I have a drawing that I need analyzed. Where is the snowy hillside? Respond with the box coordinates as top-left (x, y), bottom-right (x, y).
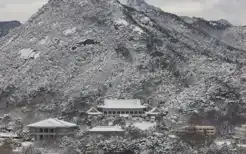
top-left (0, 0), bottom-right (246, 134)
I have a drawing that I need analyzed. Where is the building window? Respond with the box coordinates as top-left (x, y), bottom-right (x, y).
top-left (113, 111), bottom-right (116, 114)
top-left (104, 111), bottom-right (107, 114)
top-left (130, 111), bottom-right (133, 114)
top-left (126, 111), bottom-right (129, 114)
top-left (108, 111), bottom-right (112, 114)
top-left (50, 129), bottom-right (54, 133)
top-left (40, 128), bottom-right (43, 133)
top-left (134, 111), bottom-right (138, 114)
top-left (44, 128), bottom-right (48, 133)
top-left (117, 111), bottom-right (120, 114)
top-left (40, 135), bottom-right (43, 140)
top-left (121, 111), bottom-right (125, 114)
top-left (139, 111), bottom-right (142, 114)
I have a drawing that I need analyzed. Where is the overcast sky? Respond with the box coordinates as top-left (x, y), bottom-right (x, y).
top-left (0, 0), bottom-right (245, 25)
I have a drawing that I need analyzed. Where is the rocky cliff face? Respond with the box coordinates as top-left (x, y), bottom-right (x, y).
top-left (0, 21), bottom-right (21, 38)
top-left (0, 0), bottom-right (246, 130)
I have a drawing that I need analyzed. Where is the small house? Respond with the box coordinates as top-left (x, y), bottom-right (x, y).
top-left (195, 126), bottom-right (216, 136)
top-left (97, 99), bottom-right (147, 116)
top-left (27, 118), bottom-right (78, 141)
top-left (176, 125), bottom-right (216, 136)
top-left (88, 126), bottom-right (124, 136)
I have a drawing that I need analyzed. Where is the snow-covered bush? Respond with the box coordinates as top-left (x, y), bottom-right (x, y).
top-left (2, 114), bottom-right (12, 129)
top-left (125, 125), bottom-right (147, 139)
top-left (112, 116), bottom-right (126, 127)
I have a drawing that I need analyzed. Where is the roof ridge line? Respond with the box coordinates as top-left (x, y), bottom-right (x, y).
top-left (54, 118), bottom-right (70, 127)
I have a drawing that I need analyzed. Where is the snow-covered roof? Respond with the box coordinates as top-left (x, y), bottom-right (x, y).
top-left (168, 134), bottom-right (178, 139)
top-left (27, 118), bottom-right (77, 128)
top-left (195, 125), bottom-right (215, 129)
top-left (0, 132), bottom-right (18, 138)
top-left (86, 107), bottom-right (103, 115)
top-left (237, 144), bottom-right (246, 148)
top-left (145, 107), bottom-right (160, 115)
top-left (98, 99), bottom-right (146, 109)
top-left (214, 140), bottom-right (231, 146)
top-left (88, 126), bottom-right (124, 132)
top-left (132, 122), bottom-right (156, 130)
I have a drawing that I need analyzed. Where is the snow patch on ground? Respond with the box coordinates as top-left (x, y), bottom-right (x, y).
top-left (22, 141), bottom-right (33, 147)
top-left (13, 148), bottom-right (21, 153)
top-left (13, 142), bottom-right (34, 153)
top-left (168, 134), bottom-right (178, 139)
top-left (78, 1), bottom-right (89, 6)
top-left (140, 16), bottom-right (151, 25)
top-left (39, 36), bottom-right (49, 45)
top-left (20, 48), bottom-right (34, 59)
top-left (63, 27), bottom-right (77, 36)
top-left (38, 21), bottom-right (44, 25)
top-left (238, 144), bottom-right (246, 148)
top-left (210, 22), bottom-right (217, 26)
top-left (0, 132), bottom-right (18, 138)
top-left (181, 16), bottom-right (196, 24)
top-left (30, 37), bottom-right (38, 42)
top-left (31, 52), bottom-right (40, 59)
top-left (115, 19), bottom-right (129, 26)
top-left (133, 26), bottom-right (144, 34)
top-left (214, 140), bottom-right (231, 146)
top-left (19, 48), bottom-right (40, 59)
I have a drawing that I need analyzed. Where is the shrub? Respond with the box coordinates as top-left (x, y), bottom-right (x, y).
top-left (21, 145), bottom-right (42, 154)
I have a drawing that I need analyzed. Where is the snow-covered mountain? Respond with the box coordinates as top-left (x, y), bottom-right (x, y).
top-left (181, 16), bottom-right (246, 50)
top-left (0, 20), bottom-right (21, 38)
top-left (0, 0), bottom-right (246, 129)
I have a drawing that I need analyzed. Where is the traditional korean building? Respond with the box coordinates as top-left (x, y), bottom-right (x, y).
top-left (145, 107), bottom-right (160, 116)
top-left (88, 126), bottom-right (124, 136)
top-left (143, 103), bottom-right (153, 112)
top-left (27, 118), bottom-right (78, 141)
top-left (86, 107), bottom-right (103, 116)
top-left (97, 99), bottom-right (147, 116)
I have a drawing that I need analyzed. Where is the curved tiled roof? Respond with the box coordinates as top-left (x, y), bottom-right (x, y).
top-left (98, 99), bottom-right (146, 109)
top-left (27, 118), bottom-right (77, 128)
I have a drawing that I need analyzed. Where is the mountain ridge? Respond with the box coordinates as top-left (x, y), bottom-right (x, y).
top-left (0, 20), bottom-right (21, 38)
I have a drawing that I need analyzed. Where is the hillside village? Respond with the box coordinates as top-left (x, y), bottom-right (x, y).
top-left (0, 99), bottom-right (245, 153)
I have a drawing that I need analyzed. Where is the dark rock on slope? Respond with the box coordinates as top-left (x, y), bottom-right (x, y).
top-left (0, 0), bottom-right (246, 133)
top-left (0, 20), bottom-right (21, 38)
